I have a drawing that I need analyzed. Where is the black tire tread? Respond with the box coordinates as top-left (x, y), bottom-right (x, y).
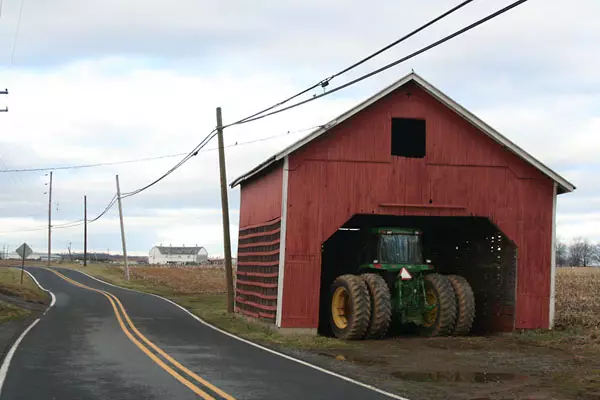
top-left (362, 273), bottom-right (392, 339)
top-left (330, 274), bottom-right (371, 340)
top-left (447, 275), bottom-right (476, 336)
top-left (421, 273), bottom-right (457, 337)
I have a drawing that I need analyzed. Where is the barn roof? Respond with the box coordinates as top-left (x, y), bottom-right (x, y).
top-left (154, 246), bottom-right (206, 255)
top-left (231, 72), bottom-right (575, 194)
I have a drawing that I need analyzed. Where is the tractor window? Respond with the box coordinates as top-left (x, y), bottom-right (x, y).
top-left (378, 234), bottom-right (423, 264)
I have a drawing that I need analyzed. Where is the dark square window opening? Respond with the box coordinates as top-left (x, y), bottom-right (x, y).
top-left (391, 118), bottom-right (426, 158)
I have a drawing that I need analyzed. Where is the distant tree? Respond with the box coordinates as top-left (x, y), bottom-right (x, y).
top-left (555, 239), bottom-right (569, 267)
top-left (592, 243), bottom-right (600, 266)
top-left (568, 237), bottom-right (594, 267)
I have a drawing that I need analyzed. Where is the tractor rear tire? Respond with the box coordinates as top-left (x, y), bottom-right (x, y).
top-left (419, 273), bottom-right (457, 337)
top-left (329, 275), bottom-right (372, 340)
top-left (447, 275), bottom-right (476, 336)
top-left (361, 273), bottom-right (392, 339)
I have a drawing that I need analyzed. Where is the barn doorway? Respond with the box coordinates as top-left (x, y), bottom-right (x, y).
top-left (318, 215), bottom-right (517, 336)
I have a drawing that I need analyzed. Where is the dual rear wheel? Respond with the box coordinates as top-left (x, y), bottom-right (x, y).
top-left (329, 272), bottom-right (475, 340)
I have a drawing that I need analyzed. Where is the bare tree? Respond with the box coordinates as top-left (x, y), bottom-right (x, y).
top-left (555, 238), bottom-right (568, 267)
top-left (592, 243), bottom-right (600, 266)
top-left (568, 237), bottom-right (594, 267)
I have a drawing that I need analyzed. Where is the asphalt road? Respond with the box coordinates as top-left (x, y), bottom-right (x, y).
top-left (0, 267), bottom-right (401, 400)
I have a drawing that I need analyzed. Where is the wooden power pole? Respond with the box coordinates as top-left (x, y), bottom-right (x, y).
top-left (216, 107), bottom-right (234, 314)
top-left (84, 195), bottom-right (87, 267)
top-left (1, 89), bottom-right (7, 112)
top-left (115, 175), bottom-right (130, 280)
top-left (47, 171), bottom-right (53, 266)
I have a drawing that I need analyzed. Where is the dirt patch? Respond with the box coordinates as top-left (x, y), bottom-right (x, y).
top-left (282, 334), bottom-right (598, 400)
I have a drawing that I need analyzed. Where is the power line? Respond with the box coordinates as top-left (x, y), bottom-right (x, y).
top-left (119, 124), bottom-right (321, 199)
top-left (234, 0), bottom-right (530, 125)
top-left (0, 125), bottom-right (319, 173)
top-left (224, 0), bottom-right (476, 128)
top-left (0, 152), bottom-right (189, 173)
top-left (0, 194), bottom-right (116, 233)
top-left (0, 125), bottom-right (320, 233)
top-left (121, 129), bottom-right (216, 199)
top-left (10, 0), bottom-right (25, 66)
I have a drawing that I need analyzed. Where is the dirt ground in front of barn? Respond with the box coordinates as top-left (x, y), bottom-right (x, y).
top-left (290, 329), bottom-right (600, 400)
top-left (52, 263), bottom-right (600, 400)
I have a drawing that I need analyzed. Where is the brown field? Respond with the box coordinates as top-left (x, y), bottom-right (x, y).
top-left (556, 267), bottom-right (600, 330)
top-left (130, 266), bottom-right (228, 295)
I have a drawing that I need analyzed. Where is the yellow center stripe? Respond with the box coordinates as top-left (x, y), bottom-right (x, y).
top-left (46, 268), bottom-right (235, 400)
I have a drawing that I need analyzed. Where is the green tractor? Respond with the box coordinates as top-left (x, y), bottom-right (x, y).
top-left (328, 227), bottom-right (475, 340)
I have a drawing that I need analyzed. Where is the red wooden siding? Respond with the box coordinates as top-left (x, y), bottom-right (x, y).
top-left (238, 163), bottom-right (283, 229)
top-left (235, 162), bottom-right (283, 322)
top-left (279, 82), bottom-right (554, 330)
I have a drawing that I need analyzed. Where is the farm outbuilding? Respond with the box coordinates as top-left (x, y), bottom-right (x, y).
top-left (231, 72), bottom-right (575, 334)
top-left (148, 245), bottom-right (208, 265)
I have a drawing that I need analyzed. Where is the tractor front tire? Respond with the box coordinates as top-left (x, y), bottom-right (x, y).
top-left (362, 273), bottom-right (392, 339)
top-left (329, 274), bottom-right (371, 340)
top-left (419, 273), bottom-right (457, 337)
top-left (447, 275), bottom-right (476, 336)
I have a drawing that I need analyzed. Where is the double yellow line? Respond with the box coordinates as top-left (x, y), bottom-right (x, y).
top-left (46, 268), bottom-right (235, 400)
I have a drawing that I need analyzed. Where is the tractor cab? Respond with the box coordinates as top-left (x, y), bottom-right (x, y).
top-left (359, 227), bottom-right (433, 273)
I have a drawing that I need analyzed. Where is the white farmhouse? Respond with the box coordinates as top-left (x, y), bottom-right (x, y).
top-left (148, 245), bottom-right (208, 265)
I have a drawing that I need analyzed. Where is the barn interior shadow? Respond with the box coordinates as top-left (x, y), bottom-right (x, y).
top-left (318, 214), bottom-right (517, 337)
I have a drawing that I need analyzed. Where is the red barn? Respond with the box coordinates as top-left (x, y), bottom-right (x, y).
top-left (231, 73), bottom-right (575, 334)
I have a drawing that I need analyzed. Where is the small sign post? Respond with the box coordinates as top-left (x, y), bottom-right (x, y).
top-left (15, 243), bottom-right (33, 284)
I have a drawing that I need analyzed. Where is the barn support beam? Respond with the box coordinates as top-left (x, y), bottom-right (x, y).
top-left (276, 156), bottom-right (289, 328)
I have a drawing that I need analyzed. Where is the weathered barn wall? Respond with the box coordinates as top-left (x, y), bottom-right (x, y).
top-left (279, 82), bottom-right (554, 330)
top-left (235, 163), bottom-right (283, 321)
top-left (238, 163), bottom-right (283, 229)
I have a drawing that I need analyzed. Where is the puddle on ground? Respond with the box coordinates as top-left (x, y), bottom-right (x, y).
top-left (391, 371), bottom-right (527, 383)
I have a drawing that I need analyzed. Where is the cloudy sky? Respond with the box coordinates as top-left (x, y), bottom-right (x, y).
top-left (0, 0), bottom-right (597, 257)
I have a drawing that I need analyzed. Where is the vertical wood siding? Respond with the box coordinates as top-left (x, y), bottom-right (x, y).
top-left (279, 82), bottom-right (554, 330)
top-left (238, 163), bottom-right (283, 229)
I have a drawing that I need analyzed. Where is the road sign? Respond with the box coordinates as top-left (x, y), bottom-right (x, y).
top-left (15, 243), bottom-right (32, 284)
top-left (15, 243), bottom-right (33, 260)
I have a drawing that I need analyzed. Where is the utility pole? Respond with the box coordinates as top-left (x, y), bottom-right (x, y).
top-left (115, 175), bottom-right (129, 280)
top-left (47, 171), bottom-right (53, 266)
top-left (216, 107), bottom-right (234, 314)
top-left (1, 89), bottom-right (7, 112)
top-left (67, 242), bottom-right (72, 262)
top-left (84, 195), bottom-right (87, 267)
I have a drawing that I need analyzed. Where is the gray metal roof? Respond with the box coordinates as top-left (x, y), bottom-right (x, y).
top-left (154, 246), bottom-right (206, 255)
top-left (231, 72), bottom-right (575, 194)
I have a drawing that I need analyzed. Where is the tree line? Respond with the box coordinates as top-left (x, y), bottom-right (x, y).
top-left (556, 237), bottom-right (600, 267)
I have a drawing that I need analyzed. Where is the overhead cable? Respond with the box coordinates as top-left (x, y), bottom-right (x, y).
top-left (0, 125), bottom-right (317, 173)
top-left (233, 0), bottom-right (530, 125)
top-left (224, 0), bottom-right (476, 128)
